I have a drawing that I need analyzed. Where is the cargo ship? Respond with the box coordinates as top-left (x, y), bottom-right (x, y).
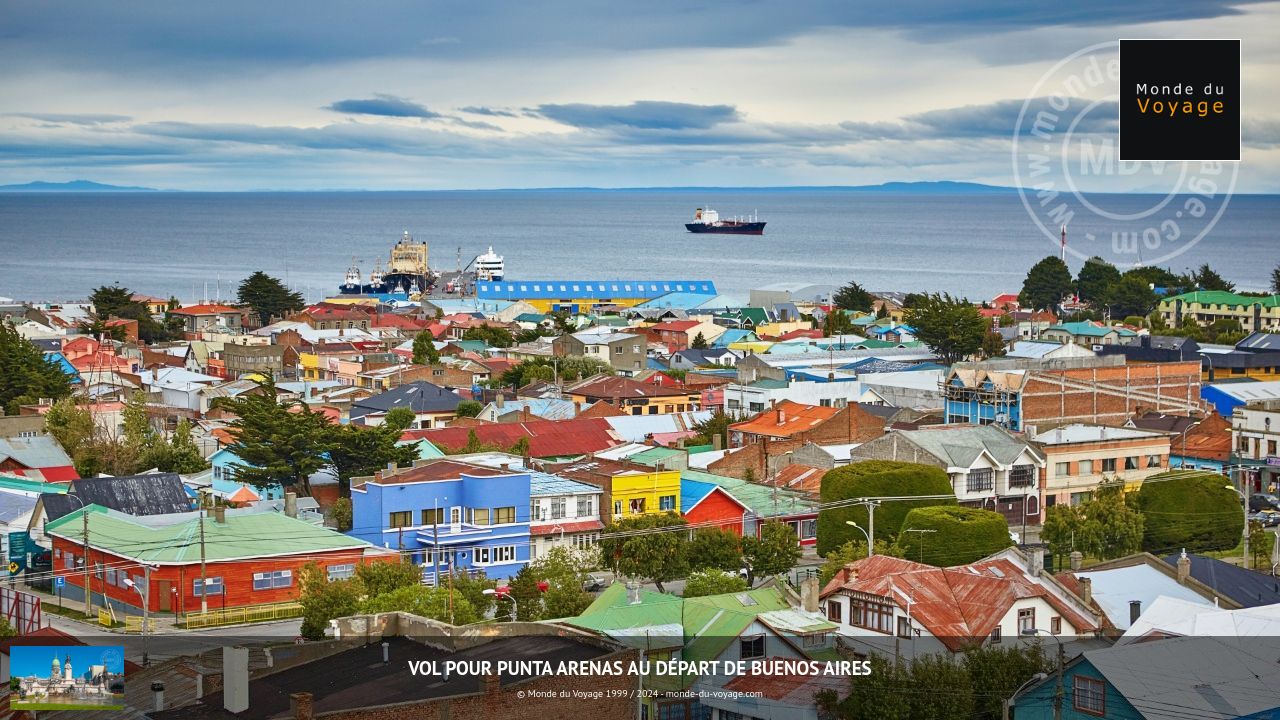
top-left (685, 208), bottom-right (766, 235)
top-left (338, 231), bottom-right (438, 295)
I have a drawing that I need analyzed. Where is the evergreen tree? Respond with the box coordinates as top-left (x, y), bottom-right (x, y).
top-left (0, 322), bottom-right (73, 414)
top-left (461, 324), bottom-right (514, 348)
top-left (455, 400), bottom-right (482, 418)
top-left (741, 521), bottom-right (801, 585)
top-left (980, 330), bottom-right (1006, 359)
top-left (902, 293), bottom-right (986, 364)
top-left (1109, 273), bottom-right (1159, 318)
top-left (833, 281), bottom-right (874, 312)
top-left (1076, 256), bottom-right (1121, 306)
top-left (1272, 263), bottom-right (1280, 293)
top-left (326, 415), bottom-right (418, 494)
top-left (1018, 256), bottom-right (1074, 311)
top-left (412, 332), bottom-right (439, 365)
top-left (236, 271), bottom-right (304, 326)
top-left (690, 331), bottom-right (708, 349)
top-left (1191, 263), bottom-right (1235, 292)
top-left (214, 376), bottom-right (333, 495)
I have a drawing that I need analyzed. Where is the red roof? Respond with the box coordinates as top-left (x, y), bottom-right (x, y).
top-left (370, 313), bottom-right (428, 330)
top-left (821, 554), bottom-right (1098, 652)
top-left (722, 658), bottom-right (850, 702)
top-left (650, 320), bottom-right (700, 332)
top-left (730, 400), bottom-right (840, 438)
top-left (770, 464), bottom-right (826, 494)
top-left (304, 303), bottom-right (373, 320)
top-left (403, 418), bottom-right (622, 458)
top-left (14, 465), bottom-right (80, 482)
top-left (570, 375), bottom-right (690, 399)
top-left (172, 303), bottom-right (241, 316)
top-left (530, 519), bottom-right (604, 536)
top-left (367, 460), bottom-right (506, 485)
top-left (775, 328), bottom-right (824, 341)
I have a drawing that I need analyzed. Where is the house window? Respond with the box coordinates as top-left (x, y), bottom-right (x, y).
top-left (802, 633), bottom-right (826, 648)
top-left (614, 501), bottom-right (623, 516)
top-left (470, 508), bottom-right (490, 526)
top-left (966, 468), bottom-right (994, 493)
top-left (739, 635), bottom-right (764, 659)
top-left (105, 568), bottom-right (117, 586)
top-left (550, 497), bottom-right (566, 520)
top-left (576, 496), bottom-right (593, 516)
top-left (1146, 455), bottom-right (1162, 468)
top-left (800, 519), bottom-right (817, 539)
top-left (193, 577), bottom-right (224, 596)
top-left (1101, 458), bottom-right (1116, 473)
top-left (990, 625), bottom-right (1002, 643)
top-left (1051, 616), bottom-right (1062, 635)
top-left (1009, 464), bottom-right (1035, 488)
top-left (1078, 460), bottom-right (1094, 475)
top-left (1018, 608), bottom-right (1035, 634)
top-left (327, 564), bottom-right (355, 581)
top-left (389, 511), bottom-right (412, 528)
top-left (614, 346), bottom-right (623, 354)
top-left (1055, 462), bottom-right (1071, 476)
top-left (253, 570), bottom-right (292, 590)
top-left (897, 616), bottom-right (913, 638)
top-left (475, 545), bottom-right (517, 565)
top-left (851, 599), bottom-right (895, 633)
top-left (531, 501), bottom-right (544, 522)
top-left (1073, 676), bottom-right (1106, 715)
top-left (493, 506), bottom-right (516, 524)
top-left (659, 495), bottom-right (676, 511)
top-left (629, 498), bottom-right (646, 514)
top-left (1124, 456), bottom-right (1139, 470)
top-left (827, 600), bottom-right (843, 623)
top-left (422, 508), bottom-right (444, 526)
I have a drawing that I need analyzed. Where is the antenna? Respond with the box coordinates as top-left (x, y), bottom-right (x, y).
top-left (1060, 225), bottom-right (1067, 263)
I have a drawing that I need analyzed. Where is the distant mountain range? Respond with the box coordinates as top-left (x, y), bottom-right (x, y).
top-left (0, 180), bottom-right (159, 192)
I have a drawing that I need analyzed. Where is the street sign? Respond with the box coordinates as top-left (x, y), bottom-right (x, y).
top-left (1266, 456), bottom-right (1280, 467)
top-left (55, 576), bottom-right (66, 588)
top-left (7, 561), bottom-right (18, 575)
top-left (7, 531), bottom-right (27, 562)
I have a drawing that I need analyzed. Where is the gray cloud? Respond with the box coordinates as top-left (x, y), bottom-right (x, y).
top-left (460, 106), bottom-right (519, 118)
top-left (533, 101), bottom-right (740, 130)
top-left (6, 112), bottom-right (133, 125)
top-left (325, 94), bottom-right (442, 118)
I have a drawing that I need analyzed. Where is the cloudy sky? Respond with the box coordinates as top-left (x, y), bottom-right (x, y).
top-left (2, 1), bottom-right (1278, 191)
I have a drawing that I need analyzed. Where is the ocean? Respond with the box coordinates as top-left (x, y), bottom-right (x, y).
top-left (0, 190), bottom-right (1275, 304)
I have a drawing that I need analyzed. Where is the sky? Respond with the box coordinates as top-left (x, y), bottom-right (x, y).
top-left (1, 1), bottom-right (1278, 191)
top-left (9, 645), bottom-right (124, 678)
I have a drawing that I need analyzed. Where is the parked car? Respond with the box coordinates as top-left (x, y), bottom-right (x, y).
top-left (582, 575), bottom-right (605, 592)
top-left (1249, 493), bottom-right (1280, 512)
top-left (1248, 510), bottom-right (1280, 528)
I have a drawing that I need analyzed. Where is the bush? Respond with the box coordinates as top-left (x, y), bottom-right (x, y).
top-left (817, 461), bottom-right (956, 556)
top-left (895, 506), bottom-right (1013, 567)
top-left (1134, 471), bottom-right (1244, 554)
top-left (683, 569), bottom-right (748, 598)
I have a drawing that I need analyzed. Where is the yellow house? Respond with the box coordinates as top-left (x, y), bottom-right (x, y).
top-left (297, 351), bottom-right (322, 381)
top-left (756, 320), bottom-right (811, 338)
top-left (729, 340), bottom-right (775, 354)
top-left (557, 460), bottom-right (682, 520)
top-left (1158, 290), bottom-right (1280, 332)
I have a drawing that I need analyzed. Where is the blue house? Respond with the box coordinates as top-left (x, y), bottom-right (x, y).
top-left (348, 459), bottom-right (531, 581)
top-left (208, 447), bottom-right (285, 501)
top-left (1014, 636), bottom-right (1280, 719)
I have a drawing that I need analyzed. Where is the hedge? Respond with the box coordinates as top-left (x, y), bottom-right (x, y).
top-left (1133, 470), bottom-right (1244, 554)
top-left (895, 506), bottom-right (1013, 566)
top-left (817, 461), bottom-right (955, 556)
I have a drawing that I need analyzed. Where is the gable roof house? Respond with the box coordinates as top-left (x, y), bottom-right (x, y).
top-left (565, 375), bottom-right (701, 415)
top-left (348, 381), bottom-right (461, 429)
top-left (28, 473), bottom-right (195, 546)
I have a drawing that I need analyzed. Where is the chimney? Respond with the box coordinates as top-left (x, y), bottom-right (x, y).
top-left (499, 462), bottom-right (510, 471)
top-left (284, 492), bottom-right (297, 519)
top-left (1079, 577), bottom-right (1092, 606)
top-left (1069, 550), bottom-right (1083, 571)
top-left (223, 646), bottom-right (249, 714)
top-left (1129, 600), bottom-right (1142, 625)
top-left (713, 434), bottom-right (723, 451)
top-left (387, 461), bottom-right (398, 473)
top-left (776, 408), bottom-right (785, 425)
top-left (627, 581), bottom-right (642, 605)
top-left (522, 406), bottom-right (532, 422)
top-left (1029, 547), bottom-right (1044, 577)
top-left (1176, 549), bottom-right (1191, 584)
top-left (800, 576), bottom-right (819, 613)
top-left (496, 393), bottom-right (505, 409)
top-left (214, 505), bottom-right (226, 524)
top-left (151, 682), bottom-right (165, 712)
top-left (574, 401), bottom-right (582, 417)
top-left (290, 692), bottom-right (315, 720)
top-left (483, 674), bottom-right (501, 695)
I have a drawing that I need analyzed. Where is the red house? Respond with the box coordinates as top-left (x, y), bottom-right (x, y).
top-left (681, 478), bottom-right (749, 535)
top-left (46, 506), bottom-right (395, 616)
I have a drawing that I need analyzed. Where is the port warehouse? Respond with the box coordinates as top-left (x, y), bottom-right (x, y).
top-left (476, 279), bottom-right (717, 313)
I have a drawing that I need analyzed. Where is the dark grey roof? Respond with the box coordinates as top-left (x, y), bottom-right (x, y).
top-left (1161, 553), bottom-right (1280, 608)
top-left (1236, 332), bottom-right (1280, 353)
top-left (41, 473), bottom-right (193, 521)
top-left (1128, 412), bottom-right (1197, 434)
top-left (855, 403), bottom-right (900, 420)
top-left (350, 381), bottom-right (461, 420)
top-left (30, 338), bottom-right (62, 352)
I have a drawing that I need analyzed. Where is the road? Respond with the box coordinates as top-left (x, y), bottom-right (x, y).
top-left (40, 610), bottom-right (303, 664)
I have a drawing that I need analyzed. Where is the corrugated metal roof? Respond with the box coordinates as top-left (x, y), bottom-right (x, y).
top-left (603, 411), bottom-right (713, 442)
top-left (0, 436), bottom-right (74, 470)
top-left (1032, 423), bottom-right (1167, 445)
top-left (404, 417), bottom-right (621, 457)
top-left (478, 280), bottom-right (717, 300)
top-left (41, 473), bottom-right (192, 521)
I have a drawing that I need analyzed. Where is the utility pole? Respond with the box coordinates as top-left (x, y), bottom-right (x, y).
top-left (199, 513), bottom-right (208, 614)
top-left (82, 508), bottom-right (92, 617)
top-left (856, 499), bottom-right (881, 556)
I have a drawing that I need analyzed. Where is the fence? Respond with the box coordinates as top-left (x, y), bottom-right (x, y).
top-left (0, 586), bottom-right (41, 634)
top-left (124, 616), bottom-right (157, 633)
top-left (182, 601), bottom-right (303, 629)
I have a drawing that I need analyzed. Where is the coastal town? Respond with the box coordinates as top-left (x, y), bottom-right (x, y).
top-left (2, 244), bottom-right (1280, 720)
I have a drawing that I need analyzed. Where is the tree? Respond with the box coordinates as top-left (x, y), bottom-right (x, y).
top-left (1272, 263), bottom-right (1280, 293)
top-left (980, 330), bottom-right (1006, 359)
top-left (823, 310), bottom-right (857, 338)
top-left (1042, 480), bottom-right (1143, 562)
top-left (599, 513), bottom-right (689, 592)
top-left (331, 497), bottom-right (353, 531)
top-left (686, 528), bottom-right (743, 572)
top-left (834, 281), bottom-right (874, 312)
top-left (499, 356), bottom-right (613, 388)
top-left (690, 411), bottom-right (732, 446)
top-left (412, 332), bottom-right (439, 365)
top-left (902, 293), bottom-right (986, 364)
top-left (1108, 274), bottom-right (1159, 318)
top-left (1248, 520), bottom-right (1271, 570)
top-left (691, 331), bottom-right (708, 349)
top-left (0, 322), bottom-right (73, 414)
top-left (44, 398), bottom-right (102, 477)
top-left (1019, 256), bottom-right (1074, 311)
top-left (455, 399), bottom-right (482, 418)
top-left (354, 559), bottom-right (422, 599)
top-left (86, 284), bottom-right (180, 343)
top-left (164, 419), bottom-right (209, 472)
top-left (326, 422), bottom-right (418, 494)
top-left (0, 617), bottom-right (14, 639)
top-left (447, 571), bottom-right (498, 618)
top-left (298, 562), bottom-right (362, 639)
top-left (215, 376), bottom-right (334, 495)
top-left (1191, 263), bottom-right (1235, 292)
top-left (894, 506), bottom-right (1014, 566)
top-left (741, 521), bottom-right (801, 585)
top-left (819, 539), bottom-right (898, 585)
top-left (511, 545), bottom-right (595, 620)
top-left (1134, 471), bottom-right (1242, 554)
top-left (237, 271), bottom-right (304, 326)
top-left (817, 462), bottom-right (956, 556)
top-left (361, 585), bottom-right (480, 624)
top-left (1076, 256), bottom-right (1122, 306)
top-left (461, 324), bottom-right (514, 348)
top-left (682, 569), bottom-right (748, 598)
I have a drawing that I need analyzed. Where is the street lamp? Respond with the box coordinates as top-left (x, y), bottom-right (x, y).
top-left (1021, 628), bottom-right (1064, 720)
top-left (845, 521), bottom-right (872, 558)
top-left (121, 567), bottom-right (153, 667)
top-left (1004, 672), bottom-right (1048, 720)
top-left (1225, 485), bottom-right (1250, 568)
top-left (482, 588), bottom-right (517, 622)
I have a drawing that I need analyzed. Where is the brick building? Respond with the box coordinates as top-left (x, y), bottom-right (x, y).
top-left (724, 400), bottom-right (886, 479)
top-left (1030, 424), bottom-right (1171, 519)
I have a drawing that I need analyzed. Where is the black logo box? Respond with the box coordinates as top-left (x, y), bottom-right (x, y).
top-left (1119, 39), bottom-right (1240, 161)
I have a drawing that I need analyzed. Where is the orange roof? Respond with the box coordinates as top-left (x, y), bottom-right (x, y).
top-left (770, 464), bottom-right (826, 494)
top-left (650, 320), bottom-right (701, 332)
top-left (173, 303), bottom-right (241, 315)
top-left (227, 484), bottom-right (261, 503)
top-left (722, 659), bottom-right (849, 702)
top-left (730, 400), bottom-right (840, 438)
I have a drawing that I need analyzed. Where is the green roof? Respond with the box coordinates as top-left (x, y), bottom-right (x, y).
top-left (1160, 290), bottom-right (1280, 309)
top-left (46, 506), bottom-right (379, 564)
top-left (0, 475), bottom-right (66, 494)
top-left (684, 444), bottom-right (715, 455)
top-left (626, 446), bottom-right (686, 465)
top-left (681, 469), bottom-right (817, 516)
top-left (448, 340), bottom-right (490, 352)
top-left (1046, 321), bottom-right (1135, 337)
top-left (514, 313), bottom-right (547, 323)
top-left (399, 438), bottom-right (446, 460)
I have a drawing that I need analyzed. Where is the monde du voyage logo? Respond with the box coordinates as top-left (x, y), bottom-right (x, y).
top-left (1120, 39), bottom-right (1241, 161)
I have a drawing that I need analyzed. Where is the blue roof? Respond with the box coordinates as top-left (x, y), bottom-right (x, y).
top-left (530, 471), bottom-right (603, 496)
top-left (633, 291), bottom-right (724, 310)
top-left (713, 329), bottom-right (758, 346)
top-left (492, 398), bottom-right (579, 421)
top-left (429, 298), bottom-right (518, 314)
top-left (477, 280), bottom-right (717, 300)
top-left (680, 479), bottom-right (719, 512)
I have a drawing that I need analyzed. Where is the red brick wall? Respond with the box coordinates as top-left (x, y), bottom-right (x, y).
top-left (1021, 361), bottom-right (1202, 429)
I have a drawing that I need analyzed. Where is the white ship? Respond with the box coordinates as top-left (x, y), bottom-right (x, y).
top-left (474, 246), bottom-right (505, 282)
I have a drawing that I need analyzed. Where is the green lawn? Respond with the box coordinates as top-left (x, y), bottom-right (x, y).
top-left (13, 702), bottom-right (124, 710)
